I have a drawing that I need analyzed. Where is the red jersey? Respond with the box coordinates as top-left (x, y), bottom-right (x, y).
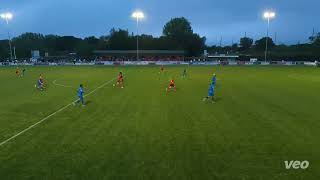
top-left (118, 74), bottom-right (123, 81)
top-left (170, 80), bottom-right (174, 85)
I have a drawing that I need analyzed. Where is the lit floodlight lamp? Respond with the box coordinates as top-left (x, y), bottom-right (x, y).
top-left (0, 12), bottom-right (13, 24)
top-left (263, 11), bottom-right (276, 19)
top-left (132, 11), bottom-right (144, 19)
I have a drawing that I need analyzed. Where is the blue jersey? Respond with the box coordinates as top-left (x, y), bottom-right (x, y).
top-left (78, 87), bottom-right (84, 97)
top-left (208, 84), bottom-right (215, 97)
top-left (212, 76), bottom-right (216, 86)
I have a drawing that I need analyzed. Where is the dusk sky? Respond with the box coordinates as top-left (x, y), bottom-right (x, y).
top-left (0, 0), bottom-right (319, 45)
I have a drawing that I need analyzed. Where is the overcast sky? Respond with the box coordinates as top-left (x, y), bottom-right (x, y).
top-left (0, 0), bottom-right (319, 45)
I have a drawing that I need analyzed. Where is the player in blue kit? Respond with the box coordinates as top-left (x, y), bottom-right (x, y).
top-left (37, 78), bottom-right (44, 90)
top-left (212, 74), bottom-right (216, 85)
top-left (36, 74), bottom-right (45, 90)
top-left (74, 84), bottom-right (85, 106)
top-left (203, 74), bottom-right (217, 102)
top-left (203, 83), bottom-right (215, 102)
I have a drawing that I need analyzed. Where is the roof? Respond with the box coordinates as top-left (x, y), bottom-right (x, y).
top-left (208, 54), bottom-right (239, 58)
top-left (93, 50), bottom-right (185, 55)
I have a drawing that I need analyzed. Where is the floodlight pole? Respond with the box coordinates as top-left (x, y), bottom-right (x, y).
top-left (264, 18), bottom-right (270, 62)
top-left (8, 31), bottom-right (13, 60)
top-left (1, 14), bottom-right (13, 60)
top-left (136, 17), bottom-right (139, 61)
top-left (132, 11), bottom-right (144, 61)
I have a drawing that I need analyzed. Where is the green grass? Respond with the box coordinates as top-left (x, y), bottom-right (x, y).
top-left (0, 65), bottom-right (319, 180)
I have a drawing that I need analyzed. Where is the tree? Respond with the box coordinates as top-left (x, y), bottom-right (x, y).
top-left (138, 34), bottom-right (158, 50)
top-left (184, 33), bottom-right (206, 56)
top-left (12, 32), bottom-right (46, 57)
top-left (309, 32), bottom-right (320, 46)
top-left (56, 36), bottom-right (82, 52)
top-left (2, 18), bottom-right (319, 60)
top-left (239, 37), bottom-right (253, 51)
top-left (43, 35), bottom-right (59, 55)
top-left (108, 28), bottom-right (135, 50)
top-left (0, 40), bottom-right (9, 59)
top-left (162, 17), bottom-right (205, 56)
top-left (309, 32), bottom-right (319, 42)
top-left (163, 17), bottom-right (193, 40)
top-left (255, 37), bottom-right (275, 50)
top-left (84, 36), bottom-right (99, 45)
top-left (163, 17), bottom-right (193, 50)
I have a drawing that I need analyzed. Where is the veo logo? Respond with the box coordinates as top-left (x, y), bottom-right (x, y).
top-left (284, 160), bottom-right (309, 169)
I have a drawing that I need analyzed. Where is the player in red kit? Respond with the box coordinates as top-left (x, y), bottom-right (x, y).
top-left (116, 72), bottom-right (124, 88)
top-left (15, 67), bottom-right (20, 77)
top-left (166, 79), bottom-right (176, 92)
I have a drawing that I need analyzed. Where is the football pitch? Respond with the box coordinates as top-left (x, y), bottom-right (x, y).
top-left (0, 65), bottom-right (319, 179)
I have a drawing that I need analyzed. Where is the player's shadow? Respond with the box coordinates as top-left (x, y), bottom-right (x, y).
top-left (85, 100), bottom-right (92, 105)
top-left (215, 97), bottom-right (222, 102)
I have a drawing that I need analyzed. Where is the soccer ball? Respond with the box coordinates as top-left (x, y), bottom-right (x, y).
top-left (34, 84), bottom-right (37, 88)
top-left (113, 84), bottom-right (115, 87)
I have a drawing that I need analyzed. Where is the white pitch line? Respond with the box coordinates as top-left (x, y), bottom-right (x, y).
top-left (0, 77), bottom-right (117, 147)
top-left (52, 79), bottom-right (73, 88)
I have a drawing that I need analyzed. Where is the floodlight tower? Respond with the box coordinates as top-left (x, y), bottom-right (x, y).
top-left (0, 12), bottom-right (14, 60)
top-left (132, 11), bottom-right (144, 61)
top-left (263, 11), bottom-right (276, 62)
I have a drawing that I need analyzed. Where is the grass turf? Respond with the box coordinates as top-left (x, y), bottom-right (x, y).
top-left (0, 66), bottom-right (319, 180)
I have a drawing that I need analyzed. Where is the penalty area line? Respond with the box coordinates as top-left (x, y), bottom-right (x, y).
top-left (0, 77), bottom-right (117, 147)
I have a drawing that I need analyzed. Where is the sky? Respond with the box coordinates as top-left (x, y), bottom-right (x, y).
top-left (0, 0), bottom-right (319, 45)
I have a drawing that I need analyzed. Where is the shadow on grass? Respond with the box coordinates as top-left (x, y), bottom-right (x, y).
top-left (85, 100), bottom-right (92, 105)
top-left (215, 97), bottom-right (222, 102)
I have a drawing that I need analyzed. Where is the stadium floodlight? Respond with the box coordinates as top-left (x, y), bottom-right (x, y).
top-left (263, 11), bottom-right (276, 19)
top-left (0, 12), bottom-right (13, 24)
top-left (132, 11), bottom-right (144, 19)
top-left (263, 11), bottom-right (276, 62)
top-left (132, 11), bottom-right (144, 61)
top-left (0, 12), bottom-right (14, 60)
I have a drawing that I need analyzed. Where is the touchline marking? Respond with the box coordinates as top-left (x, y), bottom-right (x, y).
top-left (52, 79), bottom-right (73, 88)
top-left (0, 77), bottom-right (118, 147)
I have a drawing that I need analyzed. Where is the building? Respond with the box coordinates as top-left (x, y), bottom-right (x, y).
top-left (93, 50), bottom-right (185, 61)
top-left (207, 54), bottom-right (239, 61)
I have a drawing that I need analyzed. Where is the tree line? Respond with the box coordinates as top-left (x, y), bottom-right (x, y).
top-left (0, 17), bottom-right (205, 59)
top-left (207, 33), bottom-right (320, 61)
top-left (0, 17), bottom-right (319, 61)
